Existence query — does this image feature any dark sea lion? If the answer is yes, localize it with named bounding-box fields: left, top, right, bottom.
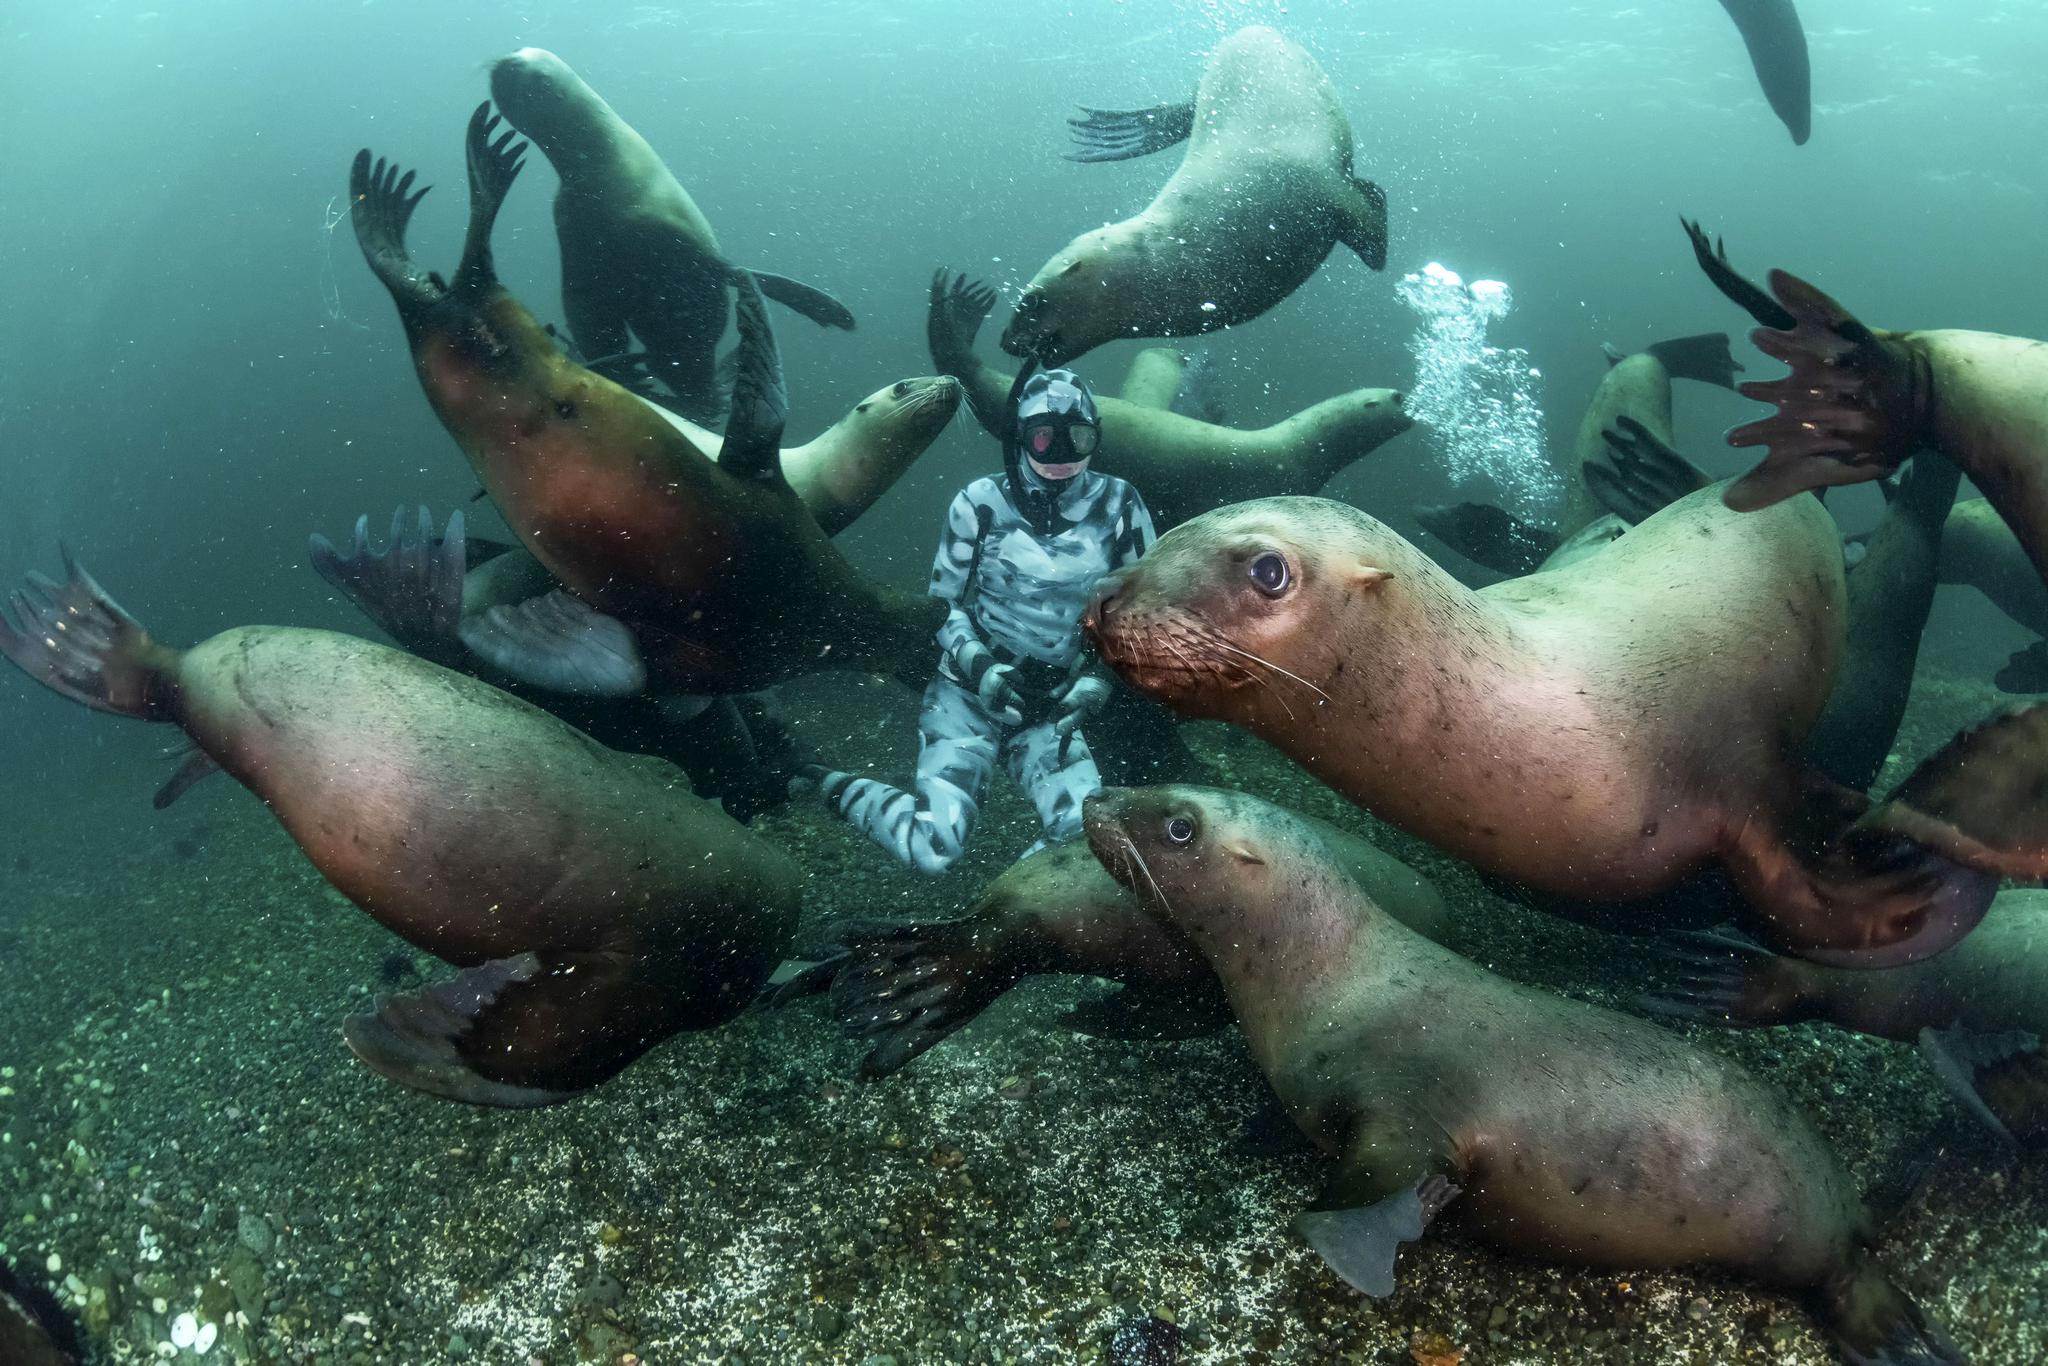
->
left=1642, top=897, right=2048, bottom=1147
left=0, top=1261, right=80, bottom=1366
left=1717, top=0, right=1812, bottom=145
left=1083, top=490, right=2024, bottom=963
left=1002, top=25, right=1387, bottom=365
left=487, top=47, right=854, bottom=422
left=1080, top=785, right=1959, bottom=1365
left=350, top=104, right=941, bottom=695
left=0, top=553, right=802, bottom=1106
left=820, top=810, right=1449, bottom=1077
left=931, top=271, right=1409, bottom=530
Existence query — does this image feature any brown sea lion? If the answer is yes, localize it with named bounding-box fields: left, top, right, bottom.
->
left=0, top=553, right=802, bottom=1107
left=818, top=809, right=1449, bottom=1077
left=1080, top=785, right=1959, bottom=1365
left=1641, top=896, right=2048, bottom=1147
left=931, top=271, right=1409, bottom=530
left=1001, top=25, right=1387, bottom=365
left=350, top=104, right=941, bottom=696
left=487, top=47, right=854, bottom=422
left=0, top=1261, right=79, bottom=1366
left=1083, top=490, right=2027, bottom=964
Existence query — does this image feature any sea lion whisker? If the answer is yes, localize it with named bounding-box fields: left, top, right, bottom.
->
left=1207, top=637, right=1331, bottom=704
left=1120, top=835, right=1173, bottom=914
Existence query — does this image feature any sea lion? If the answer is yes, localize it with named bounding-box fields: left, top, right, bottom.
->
left=1941, top=498, right=2048, bottom=690
left=642, top=373, right=962, bottom=536
left=1641, top=899, right=2048, bottom=1147
left=0, top=1261, right=79, bottom=1366
left=488, top=47, right=854, bottom=422
left=931, top=271, right=1410, bottom=530
left=1083, top=490, right=2029, bottom=963
left=0, top=552, right=802, bottom=1106
left=817, top=809, right=1449, bottom=1078
left=1080, top=785, right=1959, bottom=1365
left=350, top=104, right=941, bottom=696
left=1118, top=347, right=1191, bottom=412
left=1716, top=0, right=1812, bottom=144
left=1001, top=26, right=1387, bottom=365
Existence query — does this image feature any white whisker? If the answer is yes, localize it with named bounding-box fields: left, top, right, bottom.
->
left=1120, top=834, right=1173, bottom=914
left=1207, top=639, right=1332, bottom=704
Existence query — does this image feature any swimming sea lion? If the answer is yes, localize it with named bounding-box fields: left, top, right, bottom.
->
left=1001, top=26, right=1387, bottom=364
left=488, top=47, right=854, bottom=422
left=819, top=808, right=1449, bottom=1077
left=1083, top=490, right=2027, bottom=963
left=1117, top=347, right=1191, bottom=412
left=931, top=271, right=1409, bottom=530
left=1717, top=0, right=1812, bottom=144
left=0, top=1261, right=80, bottom=1366
left=1080, top=785, right=1958, bottom=1365
left=351, top=104, right=942, bottom=695
left=0, top=552, right=802, bottom=1106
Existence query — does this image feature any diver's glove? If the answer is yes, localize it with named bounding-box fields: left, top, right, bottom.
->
left=945, top=636, right=1024, bottom=725
left=1052, top=670, right=1112, bottom=739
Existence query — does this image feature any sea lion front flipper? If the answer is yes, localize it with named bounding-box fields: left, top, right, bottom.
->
left=1058, top=980, right=1232, bottom=1040
left=1680, top=218, right=1795, bottom=331
left=1294, top=1170, right=1461, bottom=1298
left=1334, top=175, right=1389, bottom=271
left=457, top=590, right=647, bottom=695
left=826, top=917, right=1021, bottom=1079
left=1715, top=0, right=1812, bottom=145
left=453, top=102, right=527, bottom=298
left=1916, top=1025, right=2038, bottom=1150
left=1634, top=928, right=1813, bottom=1025
left=1064, top=100, right=1196, bottom=163
left=347, top=150, right=436, bottom=319
left=153, top=744, right=222, bottom=810
left=1587, top=416, right=1713, bottom=525
left=718, top=271, right=790, bottom=482
left=308, top=505, right=467, bottom=664
left=749, top=271, right=857, bottom=331
left=1412, top=501, right=1556, bottom=576
left=1996, top=640, right=2048, bottom=694
left=1860, top=704, right=2048, bottom=878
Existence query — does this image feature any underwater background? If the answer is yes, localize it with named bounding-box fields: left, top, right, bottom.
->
left=2, top=0, right=2047, bottom=1362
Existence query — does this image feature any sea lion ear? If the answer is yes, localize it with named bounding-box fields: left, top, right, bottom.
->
left=1350, top=565, right=1395, bottom=591
left=1224, top=841, right=1266, bottom=866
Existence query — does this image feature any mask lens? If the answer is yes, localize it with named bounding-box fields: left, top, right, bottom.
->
left=1068, top=423, right=1099, bottom=456
left=1026, top=424, right=1058, bottom=456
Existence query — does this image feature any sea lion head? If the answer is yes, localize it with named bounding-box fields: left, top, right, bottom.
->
left=1084, top=497, right=1395, bottom=723
left=844, top=375, right=963, bottom=457
left=1083, top=784, right=1330, bottom=938
left=1001, top=228, right=1140, bottom=366
left=489, top=48, right=599, bottom=149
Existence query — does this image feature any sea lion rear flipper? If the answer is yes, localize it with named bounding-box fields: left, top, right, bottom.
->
left=308, top=505, right=467, bottom=663
left=1715, top=0, right=1812, bottom=145
left=1817, top=1248, right=1963, bottom=1366
left=457, top=590, right=648, bottom=695
left=1412, top=501, right=1556, bottom=576
left=153, top=744, right=222, bottom=810
left=1634, top=928, right=1811, bottom=1026
left=1996, top=640, right=2048, bottom=694
left=826, top=917, right=1021, bottom=1079
left=1334, top=175, right=1389, bottom=271
left=1680, top=218, right=1796, bottom=331
left=1293, top=1170, right=1461, bottom=1298
left=718, top=271, right=790, bottom=482
left=453, top=102, right=527, bottom=298
left=749, top=270, right=857, bottom=331
left=1586, top=416, right=1712, bottom=525
left=1064, top=100, right=1196, bottom=163
left=1917, top=1025, right=2039, bottom=1150
left=343, top=951, right=651, bottom=1108
left=1058, top=979, right=1232, bottom=1040
left=1639, top=332, right=1744, bottom=390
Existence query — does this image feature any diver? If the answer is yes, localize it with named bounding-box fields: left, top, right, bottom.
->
left=801, top=361, right=1153, bottom=874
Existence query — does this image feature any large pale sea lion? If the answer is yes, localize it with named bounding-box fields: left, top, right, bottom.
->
left=814, top=808, right=1448, bottom=1077
left=488, top=47, right=854, bottom=422
left=350, top=104, right=942, bottom=696
left=931, top=271, right=1409, bottom=530
left=1001, top=26, right=1386, bottom=365
left=1083, top=490, right=2034, bottom=963
left=1642, top=896, right=2048, bottom=1147
left=1080, top=785, right=1959, bottom=1365
left=0, top=554, right=802, bottom=1107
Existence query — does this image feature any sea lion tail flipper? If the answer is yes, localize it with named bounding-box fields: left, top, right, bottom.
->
left=343, top=951, right=650, bottom=1108
left=1861, top=704, right=2048, bottom=880
left=1641, top=332, right=1744, bottom=390
left=452, top=102, right=527, bottom=297
left=347, top=148, right=437, bottom=315
left=1724, top=270, right=1920, bottom=512
left=1716, top=0, right=1812, bottom=145
left=1816, top=1248, right=1962, bottom=1366
left=1411, top=501, right=1556, bottom=577
left=153, top=743, right=223, bottom=810
left=1064, top=100, right=1195, bottom=163
left=1335, top=175, right=1389, bottom=271
left=719, top=270, right=790, bottom=481
left=457, top=589, right=647, bottom=696
left=1679, top=218, right=1796, bottom=331
left=0, top=548, right=173, bottom=720
left=1586, top=416, right=1712, bottom=525
left=1633, top=928, right=1811, bottom=1025
left=1995, top=640, right=2048, bottom=695
left=1057, top=981, right=1232, bottom=1041
left=309, top=505, right=468, bottom=663
left=826, top=917, right=1019, bottom=1079
left=748, top=270, right=856, bottom=331
left=1917, top=1025, right=2040, bottom=1150
left=1293, top=1171, right=1461, bottom=1298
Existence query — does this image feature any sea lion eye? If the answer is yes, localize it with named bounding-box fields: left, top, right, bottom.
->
left=891, top=380, right=913, bottom=399
left=1165, top=816, right=1195, bottom=845
left=1248, top=552, right=1290, bottom=597
left=554, top=399, right=578, bottom=420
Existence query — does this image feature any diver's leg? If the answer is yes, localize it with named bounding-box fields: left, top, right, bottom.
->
left=1008, top=719, right=1104, bottom=856
left=815, top=676, right=999, bottom=875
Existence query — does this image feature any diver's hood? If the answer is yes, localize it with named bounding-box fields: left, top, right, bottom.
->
left=1004, top=365, right=1101, bottom=533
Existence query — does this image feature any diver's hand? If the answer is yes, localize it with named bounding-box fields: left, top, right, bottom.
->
left=1052, top=672, right=1111, bottom=739
left=976, top=663, right=1025, bottom=726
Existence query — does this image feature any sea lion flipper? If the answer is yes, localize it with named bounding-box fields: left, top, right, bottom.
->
left=153, top=744, right=223, bottom=810
left=1588, top=416, right=1711, bottom=525
left=1634, top=928, right=1804, bottom=1025
left=1680, top=218, right=1795, bottom=331
left=1064, top=100, right=1196, bottom=163
left=1860, top=703, right=2048, bottom=879
left=1412, top=501, right=1556, bottom=576
left=718, top=271, right=789, bottom=482
left=309, top=505, right=467, bottom=662
left=1996, top=640, right=2048, bottom=694
left=348, top=149, right=437, bottom=314
left=1641, top=332, right=1744, bottom=390
left=749, top=271, right=856, bottom=331
left=1293, top=1171, right=1460, bottom=1298
left=0, top=548, right=164, bottom=720
left=1917, top=1025, right=2037, bottom=1149
left=1334, top=175, right=1389, bottom=271
left=457, top=590, right=648, bottom=696
left=824, top=918, right=1016, bottom=1079
left=453, top=102, right=527, bottom=298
